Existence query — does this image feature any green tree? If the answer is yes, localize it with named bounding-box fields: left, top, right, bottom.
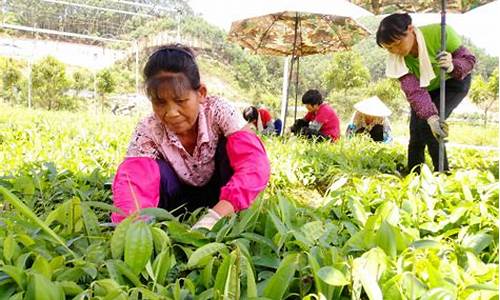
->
left=32, top=56, right=71, bottom=110
left=71, top=68, right=93, bottom=97
left=0, top=57, right=24, bottom=104
left=369, top=78, right=406, bottom=115
left=469, top=72, right=497, bottom=126
left=323, top=51, right=371, bottom=97
left=462, top=37, right=498, bottom=79
left=96, top=69, right=116, bottom=112
left=487, top=67, right=499, bottom=100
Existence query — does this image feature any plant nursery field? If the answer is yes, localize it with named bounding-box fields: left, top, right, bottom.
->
left=0, top=106, right=498, bottom=300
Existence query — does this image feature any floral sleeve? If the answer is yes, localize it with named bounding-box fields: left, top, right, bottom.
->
left=211, top=97, right=246, bottom=136
left=126, top=117, right=161, bottom=159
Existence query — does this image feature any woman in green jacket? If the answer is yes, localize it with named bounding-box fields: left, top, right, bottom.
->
left=376, top=13, right=476, bottom=173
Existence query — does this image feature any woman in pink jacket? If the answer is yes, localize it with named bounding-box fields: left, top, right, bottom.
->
left=111, top=44, right=270, bottom=230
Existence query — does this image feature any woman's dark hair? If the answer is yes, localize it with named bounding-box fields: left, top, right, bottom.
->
left=302, top=89, right=323, bottom=105
left=143, top=44, right=200, bottom=96
left=376, top=13, right=412, bottom=47
left=243, top=106, right=258, bottom=122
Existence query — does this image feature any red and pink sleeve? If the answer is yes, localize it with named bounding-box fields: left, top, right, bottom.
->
left=219, top=131, right=270, bottom=211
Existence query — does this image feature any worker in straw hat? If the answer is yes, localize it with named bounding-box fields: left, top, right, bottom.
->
left=346, top=96, right=392, bottom=143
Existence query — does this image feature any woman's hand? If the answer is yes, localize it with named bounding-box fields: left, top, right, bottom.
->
left=436, top=51, right=454, bottom=73
left=191, top=200, right=234, bottom=230
left=191, top=209, right=222, bottom=230
left=427, top=115, right=449, bottom=139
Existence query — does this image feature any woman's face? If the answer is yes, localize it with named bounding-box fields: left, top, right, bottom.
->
left=151, top=72, right=206, bottom=136
left=382, top=25, right=415, bottom=56
left=305, top=104, right=319, bottom=113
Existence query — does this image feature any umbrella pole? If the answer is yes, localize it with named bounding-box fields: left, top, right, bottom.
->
left=281, top=13, right=300, bottom=136
left=280, top=56, right=291, bottom=136
left=293, top=57, right=300, bottom=122
left=438, top=0, right=447, bottom=172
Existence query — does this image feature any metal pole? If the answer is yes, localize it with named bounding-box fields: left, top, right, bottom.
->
left=28, top=22, right=36, bottom=109
left=93, top=53, right=97, bottom=111
left=0, top=23, right=132, bottom=44
left=279, top=56, right=290, bottom=135
left=293, top=56, right=300, bottom=122
left=2, top=0, right=6, bottom=25
left=134, top=40, right=139, bottom=94
left=176, top=9, right=181, bottom=43
left=28, top=58, right=32, bottom=108
left=438, top=0, right=446, bottom=172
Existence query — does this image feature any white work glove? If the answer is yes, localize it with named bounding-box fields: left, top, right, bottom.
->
left=436, top=51, right=454, bottom=73
left=191, top=209, right=221, bottom=230
left=427, top=115, right=449, bottom=140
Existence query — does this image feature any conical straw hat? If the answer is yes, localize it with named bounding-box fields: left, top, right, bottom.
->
left=353, top=96, right=392, bottom=117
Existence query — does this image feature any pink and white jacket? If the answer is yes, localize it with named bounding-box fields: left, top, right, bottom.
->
left=111, top=96, right=270, bottom=222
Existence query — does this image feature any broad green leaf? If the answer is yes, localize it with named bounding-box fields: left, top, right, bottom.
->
left=318, top=266, right=349, bottom=286
left=201, top=257, right=216, bottom=289
left=124, top=220, right=153, bottom=275
left=3, top=235, right=16, bottom=262
left=465, top=290, right=498, bottom=300
left=112, top=260, right=142, bottom=287
left=214, top=253, right=232, bottom=296
left=15, top=253, right=33, bottom=269
left=25, top=273, right=64, bottom=300
left=92, top=279, right=122, bottom=297
left=375, top=221, right=397, bottom=257
left=301, top=221, right=325, bottom=242
left=45, top=198, right=82, bottom=234
left=140, top=207, right=175, bottom=221
left=410, top=239, right=442, bottom=249
left=349, top=198, right=368, bottom=226
left=447, top=207, right=468, bottom=224
left=278, top=193, right=296, bottom=227
left=152, top=250, right=172, bottom=286
left=462, top=232, right=493, bottom=254
left=268, top=211, right=288, bottom=235
left=81, top=202, right=101, bottom=236
left=0, top=186, right=76, bottom=258
left=465, top=251, right=489, bottom=276
left=224, top=252, right=240, bottom=299
left=104, top=260, right=126, bottom=286
left=241, top=232, right=278, bottom=253
left=84, top=200, right=123, bottom=213
left=165, top=221, right=207, bottom=247
left=263, top=253, right=300, bottom=299
left=252, top=256, right=280, bottom=269
left=55, top=267, right=85, bottom=282
left=242, top=255, right=257, bottom=298
left=215, top=221, right=234, bottom=242
left=465, top=283, right=499, bottom=291
left=421, top=287, right=455, bottom=300
left=0, top=265, right=26, bottom=289
left=187, top=242, right=225, bottom=269
left=328, top=176, right=348, bottom=192
left=48, top=256, right=65, bottom=271
left=110, top=217, right=132, bottom=259
left=15, top=234, right=35, bottom=247
left=151, top=227, right=171, bottom=253
left=57, top=281, right=83, bottom=296
left=31, top=255, right=52, bottom=279
left=400, top=272, right=427, bottom=300
left=229, top=206, right=258, bottom=237
left=352, top=248, right=387, bottom=300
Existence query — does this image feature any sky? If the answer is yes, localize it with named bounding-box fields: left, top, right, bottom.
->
left=188, top=0, right=499, bottom=56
